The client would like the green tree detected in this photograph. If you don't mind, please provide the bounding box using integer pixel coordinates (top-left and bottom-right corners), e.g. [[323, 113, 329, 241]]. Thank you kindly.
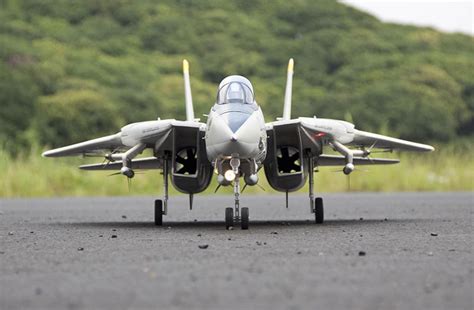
[[0, 64, 38, 147], [34, 89, 123, 147]]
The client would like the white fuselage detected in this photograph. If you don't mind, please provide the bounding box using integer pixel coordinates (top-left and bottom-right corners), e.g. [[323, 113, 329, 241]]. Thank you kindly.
[[205, 102, 267, 164]]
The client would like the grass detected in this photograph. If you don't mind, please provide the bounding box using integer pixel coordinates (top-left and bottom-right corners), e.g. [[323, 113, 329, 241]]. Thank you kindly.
[[0, 142, 472, 198]]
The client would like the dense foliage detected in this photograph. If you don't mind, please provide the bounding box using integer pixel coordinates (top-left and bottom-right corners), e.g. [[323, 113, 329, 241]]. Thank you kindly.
[[1, 0, 473, 152]]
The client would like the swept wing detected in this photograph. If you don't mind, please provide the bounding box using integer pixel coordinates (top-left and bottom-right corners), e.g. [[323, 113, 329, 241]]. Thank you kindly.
[[316, 154, 399, 166], [80, 157, 162, 170], [42, 133, 124, 157], [350, 130, 434, 152]]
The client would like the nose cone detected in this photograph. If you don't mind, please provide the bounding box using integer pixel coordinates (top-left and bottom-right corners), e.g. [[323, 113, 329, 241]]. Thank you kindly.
[[220, 112, 251, 133], [206, 111, 262, 159]]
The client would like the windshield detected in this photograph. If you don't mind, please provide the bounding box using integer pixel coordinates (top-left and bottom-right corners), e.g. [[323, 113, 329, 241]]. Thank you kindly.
[[216, 75, 255, 105]]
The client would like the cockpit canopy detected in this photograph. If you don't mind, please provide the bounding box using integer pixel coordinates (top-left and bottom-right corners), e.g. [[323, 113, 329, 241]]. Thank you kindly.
[[216, 75, 255, 105]]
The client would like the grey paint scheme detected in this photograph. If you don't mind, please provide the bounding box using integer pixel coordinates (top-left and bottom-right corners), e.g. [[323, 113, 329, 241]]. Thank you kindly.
[[43, 59, 434, 197]]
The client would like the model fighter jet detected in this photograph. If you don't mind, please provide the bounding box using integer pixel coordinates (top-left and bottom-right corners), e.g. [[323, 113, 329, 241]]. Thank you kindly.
[[43, 59, 434, 229]]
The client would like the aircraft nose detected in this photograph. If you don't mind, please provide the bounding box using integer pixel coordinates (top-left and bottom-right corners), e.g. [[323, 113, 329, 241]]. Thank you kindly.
[[221, 112, 252, 133], [206, 111, 262, 159]]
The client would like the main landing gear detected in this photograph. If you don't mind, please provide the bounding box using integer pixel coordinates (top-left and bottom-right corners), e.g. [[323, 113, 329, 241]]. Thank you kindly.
[[155, 199, 163, 226], [154, 155, 169, 226], [314, 197, 324, 224], [308, 151, 324, 224]]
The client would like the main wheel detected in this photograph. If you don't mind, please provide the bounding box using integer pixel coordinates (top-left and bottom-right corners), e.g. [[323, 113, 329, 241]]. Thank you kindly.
[[314, 197, 324, 224], [241, 207, 249, 230], [225, 207, 234, 229], [155, 199, 163, 226]]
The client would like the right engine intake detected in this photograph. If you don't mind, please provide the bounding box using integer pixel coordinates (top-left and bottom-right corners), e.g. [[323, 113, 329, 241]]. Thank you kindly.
[[264, 143, 307, 192]]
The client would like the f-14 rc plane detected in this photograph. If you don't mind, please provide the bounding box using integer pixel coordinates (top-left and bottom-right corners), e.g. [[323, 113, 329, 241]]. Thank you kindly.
[[43, 59, 434, 229]]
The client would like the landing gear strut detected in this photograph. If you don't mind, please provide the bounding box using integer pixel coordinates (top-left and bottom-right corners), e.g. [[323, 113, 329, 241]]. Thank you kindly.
[[308, 150, 324, 224], [225, 155, 249, 230], [155, 154, 169, 226], [233, 176, 240, 222]]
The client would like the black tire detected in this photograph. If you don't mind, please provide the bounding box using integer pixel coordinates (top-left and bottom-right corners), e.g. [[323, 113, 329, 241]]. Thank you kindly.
[[315, 197, 324, 224], [155, 199, 163, 226], [241, 207, 249, 230], [225, 207, 234, 229]]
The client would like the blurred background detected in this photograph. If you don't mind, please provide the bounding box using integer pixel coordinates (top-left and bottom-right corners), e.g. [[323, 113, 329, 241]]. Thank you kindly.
[[0, 0, 472, 197]]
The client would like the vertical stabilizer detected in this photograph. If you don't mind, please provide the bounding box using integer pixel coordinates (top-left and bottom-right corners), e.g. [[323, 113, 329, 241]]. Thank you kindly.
[[183, 59, 195, 122], [282, 58, 294, 120]]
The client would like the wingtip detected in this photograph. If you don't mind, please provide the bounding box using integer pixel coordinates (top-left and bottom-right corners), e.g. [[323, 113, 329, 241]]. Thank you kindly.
[[42, 150, 52, 157], [423, 145, 435, 152]]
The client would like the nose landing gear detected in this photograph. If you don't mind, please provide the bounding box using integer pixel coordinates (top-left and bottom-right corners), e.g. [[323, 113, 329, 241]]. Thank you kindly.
[[225, 206, 249, 230], [224, 173, 249, 230], [223, 155, 249, 230]]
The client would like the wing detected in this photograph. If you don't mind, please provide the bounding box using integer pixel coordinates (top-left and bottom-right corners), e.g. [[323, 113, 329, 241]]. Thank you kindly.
[[79, 157, 162, 170], [42, 120, 207, 158], [266, 118, 434, 153], [349, 130, 435, 152], [42, 133, 124, 157], [316, 154, 399, 166]]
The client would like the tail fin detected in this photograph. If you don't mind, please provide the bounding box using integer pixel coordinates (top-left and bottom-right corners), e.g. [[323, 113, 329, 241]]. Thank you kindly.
[[182, 59, 195, 122], [282, 58, 294, 120]]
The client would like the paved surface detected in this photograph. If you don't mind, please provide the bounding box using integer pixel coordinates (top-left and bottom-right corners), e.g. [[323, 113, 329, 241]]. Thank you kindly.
[[0, 193, 472, 310]]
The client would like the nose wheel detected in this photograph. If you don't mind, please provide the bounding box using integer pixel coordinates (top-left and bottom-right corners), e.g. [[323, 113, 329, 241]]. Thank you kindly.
[[225, 174, 249, 230], [225, 207, 249, 230], [241, 207, 249, 230], [225, 207, 234, 229]]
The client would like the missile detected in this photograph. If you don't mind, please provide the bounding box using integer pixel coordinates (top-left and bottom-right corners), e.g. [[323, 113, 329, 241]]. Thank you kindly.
[[244, 174, 258, 185]]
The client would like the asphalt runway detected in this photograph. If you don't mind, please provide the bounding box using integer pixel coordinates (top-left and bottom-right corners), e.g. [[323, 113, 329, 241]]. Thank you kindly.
[[0, 192, 472, 310]]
